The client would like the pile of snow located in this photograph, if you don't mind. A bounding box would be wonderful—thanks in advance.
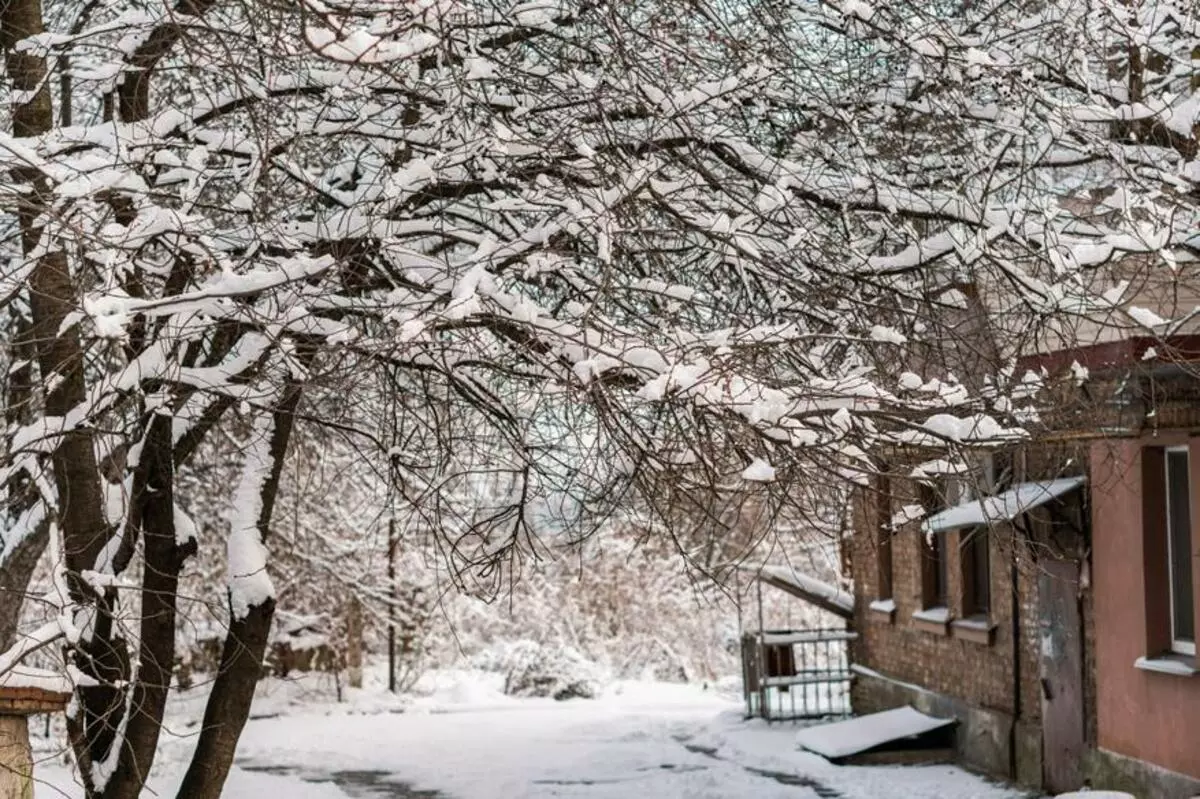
[0,664,73,694]
[500,641,601,701]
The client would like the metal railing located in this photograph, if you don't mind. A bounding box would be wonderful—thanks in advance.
[741,628,855,722]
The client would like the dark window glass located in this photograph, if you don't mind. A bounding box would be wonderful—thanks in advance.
[963,527,990,617]
[919,482,949,609]
[932,532,948,608]
[1167,449,1194,648]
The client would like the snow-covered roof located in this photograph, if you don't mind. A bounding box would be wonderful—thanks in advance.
[923,477,1085,534]
[739,564,854,619]
[0,665,73,696]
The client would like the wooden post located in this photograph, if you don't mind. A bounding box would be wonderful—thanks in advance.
[0,678,71,799]
[345,595,363,689]
[0,715,32,799]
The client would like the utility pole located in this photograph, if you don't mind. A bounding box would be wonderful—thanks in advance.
[387,516,397,693]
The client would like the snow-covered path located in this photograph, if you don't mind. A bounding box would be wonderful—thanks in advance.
[228,679,1029,799]
[36,676,1034,798]
[236,686,809,799]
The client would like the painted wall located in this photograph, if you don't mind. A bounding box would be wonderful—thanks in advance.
[1091,438,1200,779]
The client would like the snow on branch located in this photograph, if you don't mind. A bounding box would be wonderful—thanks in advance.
[227,411,279,621]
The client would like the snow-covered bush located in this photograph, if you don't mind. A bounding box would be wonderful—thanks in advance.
[501,641,601,701]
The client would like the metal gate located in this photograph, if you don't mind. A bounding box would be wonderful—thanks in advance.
[741,628,855,721]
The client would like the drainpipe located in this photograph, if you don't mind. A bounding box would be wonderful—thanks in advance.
[1009,541,1021,782]
[1009,495,1038,784]
[1008,450,1031,782]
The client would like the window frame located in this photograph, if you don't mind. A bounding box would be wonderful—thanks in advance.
[1165,446,1195,656]
[918,483,949,611]
[960,525,990,620]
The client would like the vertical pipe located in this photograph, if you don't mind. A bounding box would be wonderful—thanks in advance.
[1010,530,1022,781]
[823,638,829,717]
[756,577,767,721]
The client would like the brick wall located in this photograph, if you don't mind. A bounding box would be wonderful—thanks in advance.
[848,480,1043,724]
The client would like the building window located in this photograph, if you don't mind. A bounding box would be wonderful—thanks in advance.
[919,483,949,610]
[928,533,949,608]
[961,527,990,619]
[1166,447,1195,655]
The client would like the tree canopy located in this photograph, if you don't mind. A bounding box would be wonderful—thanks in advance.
[0,0,1196,796]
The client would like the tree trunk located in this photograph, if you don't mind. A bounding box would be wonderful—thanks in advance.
[1,0,108,601]
[1,0,114,785]
[1,311,46,655]
[0,525,48,655]
[99,414,191,799]
[175,383,304,799]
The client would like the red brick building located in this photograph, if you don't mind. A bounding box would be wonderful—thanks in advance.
[847,337,1200,797]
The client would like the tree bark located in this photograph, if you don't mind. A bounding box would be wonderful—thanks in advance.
[175,382,304,799]
[0,524,48,655]
[0,315,46,655]
[98,413,192,799]
[1,0,109,597]
[1,0,116,783]
[115,0,219,123]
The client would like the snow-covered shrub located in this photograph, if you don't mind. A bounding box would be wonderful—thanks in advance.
[466,640,526,673]
[614,636,692,683]
[501,641,600,701]
[266,613,339,678]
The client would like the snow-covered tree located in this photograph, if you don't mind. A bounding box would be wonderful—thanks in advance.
[0,0,1196,795]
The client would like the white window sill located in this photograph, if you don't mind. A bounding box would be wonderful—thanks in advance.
[951,617,996,645]
[869,598,896,624]
[912,607,950,624]
[951,616,990,630]
[1134,655,1199,677]
[911,607,950,637]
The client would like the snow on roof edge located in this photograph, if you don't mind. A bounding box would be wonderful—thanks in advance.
[923,476,1086,533]
[736,563,855,617]
[0,665,73,696]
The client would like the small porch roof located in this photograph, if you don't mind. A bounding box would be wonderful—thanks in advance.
[737,564,854,620]
[0,666,71,716]
[922,476,1086,534]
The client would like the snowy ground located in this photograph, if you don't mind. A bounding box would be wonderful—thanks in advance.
[33,670,1035,799]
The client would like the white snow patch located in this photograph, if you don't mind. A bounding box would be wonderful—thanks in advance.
[870,325,907,345]
[1128,305,1167,328]
[227,414,277,620]
[741,458,776,482]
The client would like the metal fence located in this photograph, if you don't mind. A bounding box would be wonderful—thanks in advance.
[741,628,855,722]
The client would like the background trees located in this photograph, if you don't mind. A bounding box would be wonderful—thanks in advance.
[0,0,1195,796]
